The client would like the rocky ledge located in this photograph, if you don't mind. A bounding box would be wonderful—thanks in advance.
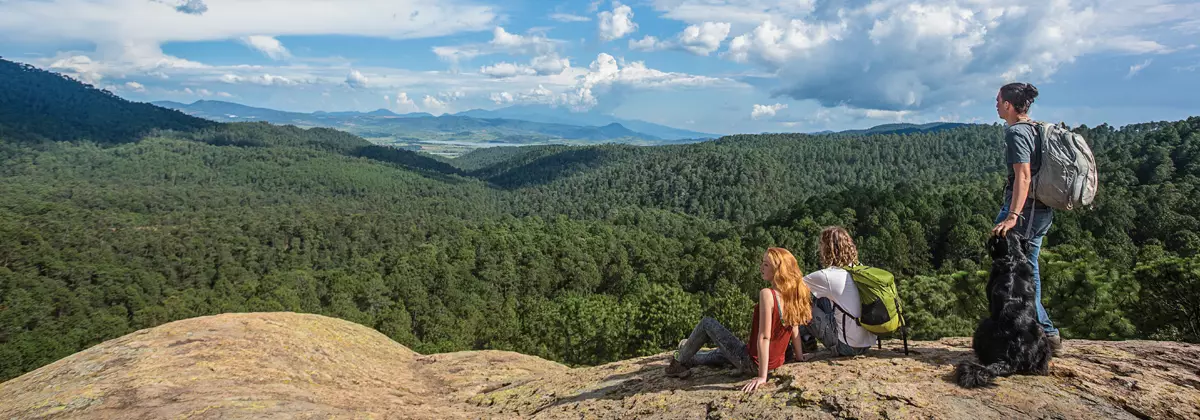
[2,313,1198,419]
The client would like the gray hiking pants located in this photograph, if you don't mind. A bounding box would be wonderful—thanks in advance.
[800,296,871,357]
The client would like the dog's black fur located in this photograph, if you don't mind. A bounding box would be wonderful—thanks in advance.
[953,232,1053,388]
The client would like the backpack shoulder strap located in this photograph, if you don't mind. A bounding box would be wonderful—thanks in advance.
[1012,120,1047,183]
[828,299,855,344]
[826,267,862,343]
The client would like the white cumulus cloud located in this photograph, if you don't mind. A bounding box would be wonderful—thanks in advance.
[629,22,731,56]
[2,1,497,45]
[395,92,419,113]
[629,36,665,51]
[677,22,732,55]
[480,62,537,78]
[490,85,559,105]
[530,54,570,75]
[345,70,369,88]
[1,0,498,83]
[124,81,146,92]
[422,95,448,114]
[434,26,563,65]
[255,74,296,86]
[751,103,787,119]
[562,53,741,110]
[479,53,571,78]
[598,2,638,41]
[240,35,291,60]
[44,44,205,84]
[482,53,742,111]
[723,18,846,66]
[490,91,515,104]
[712,0,1193,112]
[491,26,540,49]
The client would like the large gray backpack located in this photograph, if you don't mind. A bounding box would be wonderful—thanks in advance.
[1018,121,1098,211]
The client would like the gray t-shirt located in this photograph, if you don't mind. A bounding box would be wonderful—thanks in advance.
[1004,123,1048,211]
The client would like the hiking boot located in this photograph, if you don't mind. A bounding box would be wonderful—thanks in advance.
[1047,334,1062,355]
[665,358,692,378]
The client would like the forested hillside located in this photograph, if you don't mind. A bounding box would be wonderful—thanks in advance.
[0,58,215,143]
[2,60,1198,383]
[479,129,1005,222]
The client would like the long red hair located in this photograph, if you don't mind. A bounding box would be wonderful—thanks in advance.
[765,247,812,326]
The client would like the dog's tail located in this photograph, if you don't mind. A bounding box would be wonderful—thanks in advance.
[953,361,1014,388]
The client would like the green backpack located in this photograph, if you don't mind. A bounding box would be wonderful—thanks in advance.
[841,265,909,354]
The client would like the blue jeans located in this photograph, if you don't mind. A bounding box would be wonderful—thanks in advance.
[995,203,1059,336]
[676,317,755,374]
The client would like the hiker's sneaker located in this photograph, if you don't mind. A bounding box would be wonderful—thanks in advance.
[665,358,692,378]
[802,337,819,353]
[1047,334,1062,355]
[672,339,688,360]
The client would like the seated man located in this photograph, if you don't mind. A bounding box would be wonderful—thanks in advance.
[798,226,876,357]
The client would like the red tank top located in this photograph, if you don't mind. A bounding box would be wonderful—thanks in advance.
[747,289,792,370]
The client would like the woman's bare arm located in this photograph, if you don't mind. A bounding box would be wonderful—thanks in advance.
[743,288,773,392]
[791,325,804,360]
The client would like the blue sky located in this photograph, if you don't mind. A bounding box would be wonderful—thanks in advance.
[1,0,1198,134]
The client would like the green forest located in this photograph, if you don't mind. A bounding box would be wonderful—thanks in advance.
[2,58,1199,382]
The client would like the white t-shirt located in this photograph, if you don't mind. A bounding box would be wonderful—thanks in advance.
[803,267,878,348]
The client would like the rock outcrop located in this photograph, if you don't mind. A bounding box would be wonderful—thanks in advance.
[0,312,564,419]
[2,312,1199,419]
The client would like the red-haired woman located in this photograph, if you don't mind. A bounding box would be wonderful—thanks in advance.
[666,247,814,393]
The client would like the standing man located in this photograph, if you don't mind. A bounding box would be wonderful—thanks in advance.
[990,82,1061,352]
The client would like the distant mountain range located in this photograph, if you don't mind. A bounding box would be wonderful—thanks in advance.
[152,100,711,145]
[827,122,971,136]
[452,105,717,140]
[151,100,434,123]
[153,100,975,146]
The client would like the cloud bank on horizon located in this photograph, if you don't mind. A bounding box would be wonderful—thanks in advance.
[0,0,1197,133]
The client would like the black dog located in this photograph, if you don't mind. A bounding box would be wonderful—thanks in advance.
[953,232,1053,388]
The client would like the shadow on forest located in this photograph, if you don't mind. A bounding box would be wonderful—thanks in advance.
[351,145,465,178]
[481,148,610,189]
